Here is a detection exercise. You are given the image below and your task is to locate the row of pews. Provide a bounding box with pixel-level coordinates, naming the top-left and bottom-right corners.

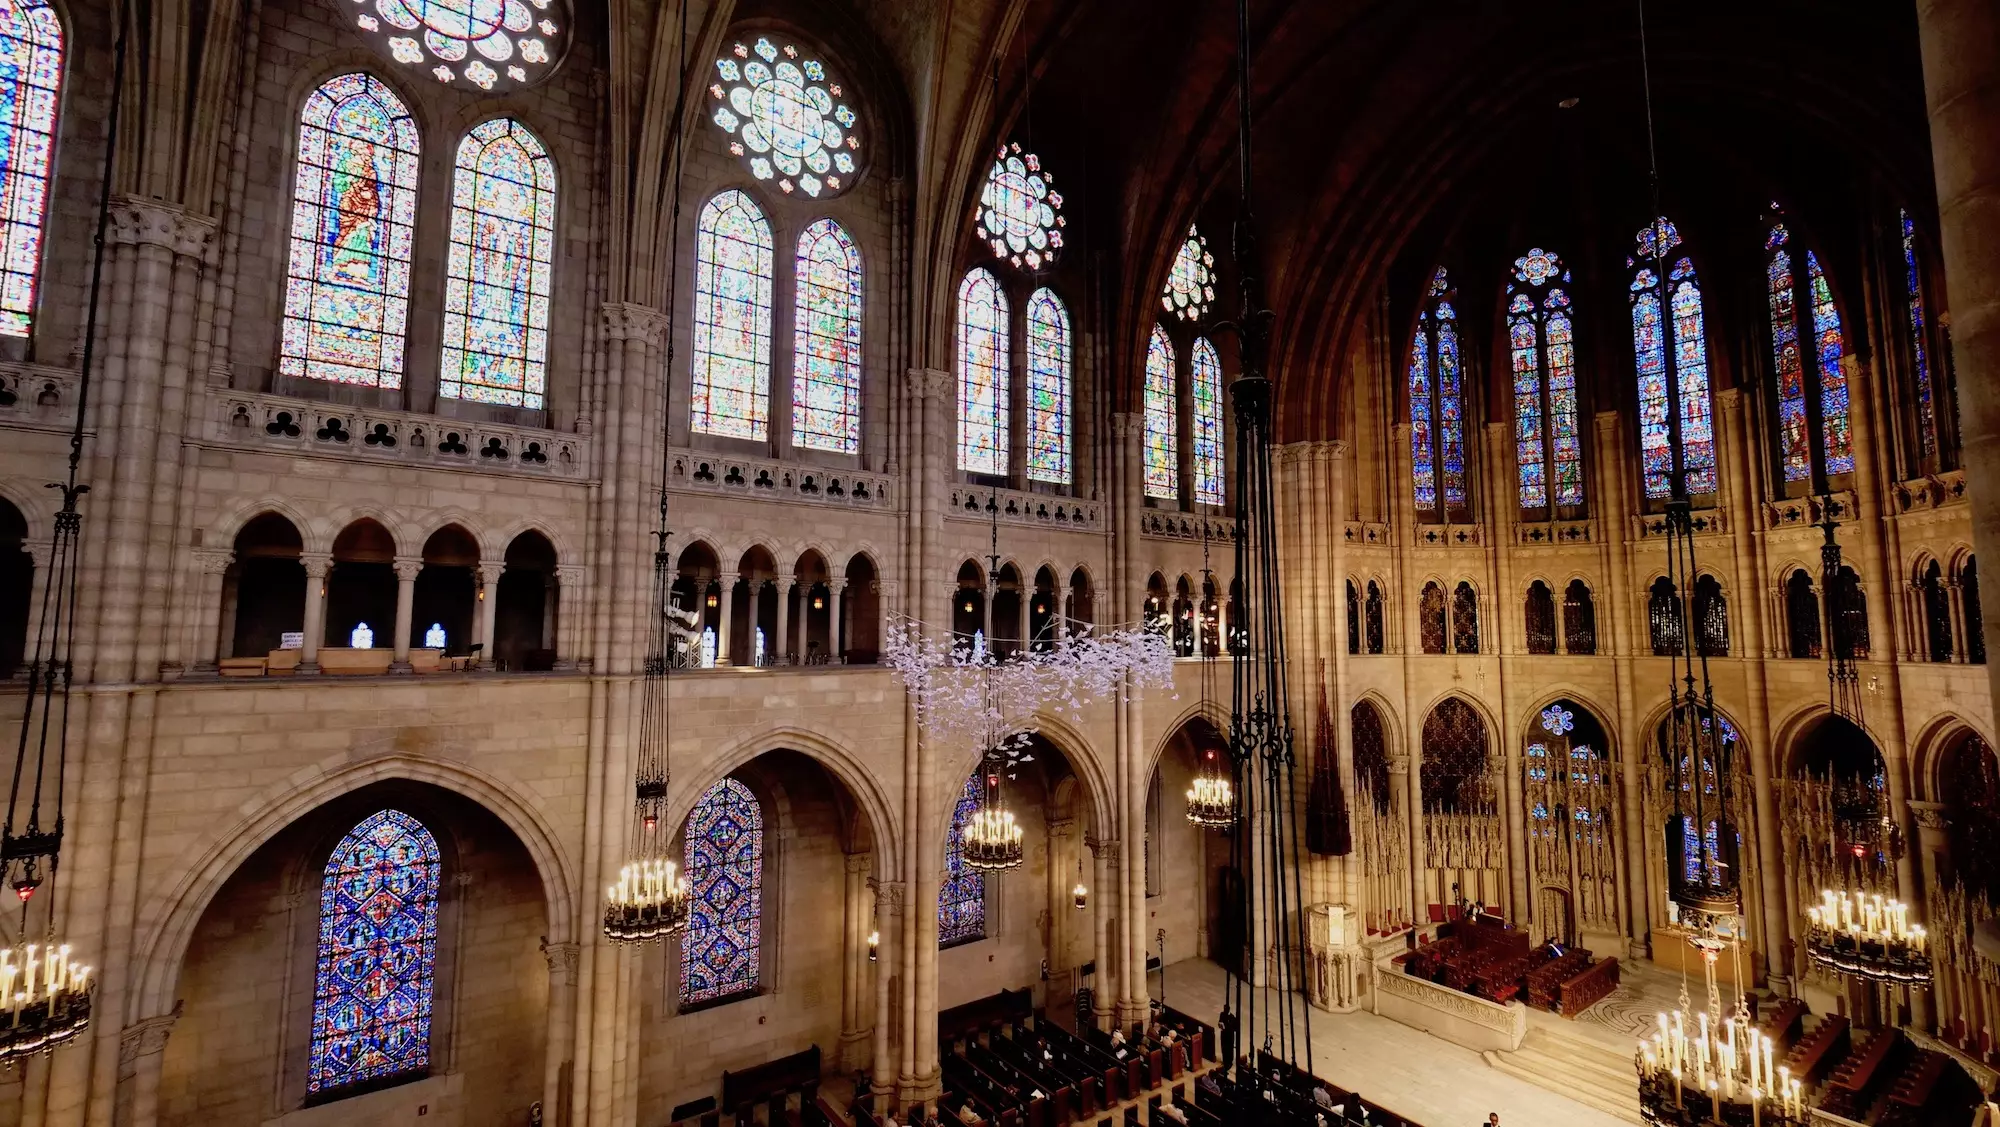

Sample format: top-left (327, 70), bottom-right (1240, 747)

top-left (1398, 920), bottom-right (1619, 1016)
top-left (1161, 1049), bottom-right (1422, 1127)
top-left (671, 1045), bottom-right (842, 1127)
top-left (1752, 1002), bottom-right (1981, 1127)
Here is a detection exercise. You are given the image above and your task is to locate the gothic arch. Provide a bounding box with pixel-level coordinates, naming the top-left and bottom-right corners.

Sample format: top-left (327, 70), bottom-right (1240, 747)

top-left (490, 517), bottom-right (576, 564)
top-left (1910, 714), bottom-right (1999, 803)
top-left (131, 752), bottom-right (577, 1021)
top-left (671, 724), bottom-right (903, 880)
top-left (210, 497), bottom-right (326, 555)
top-left (938, 711), bottom-right (1116, 847)
top-left (1145, 696), bottom-right (1233, 779)
top-left (1517, 689), bottom-right (1622, 763)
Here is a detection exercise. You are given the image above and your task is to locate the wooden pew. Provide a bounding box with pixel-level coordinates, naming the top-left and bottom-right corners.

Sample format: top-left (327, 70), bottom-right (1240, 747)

top-left (1556, 957), bottom-right (1619, 1016)
top-left (722, 1045), bottom-right (821, 1124)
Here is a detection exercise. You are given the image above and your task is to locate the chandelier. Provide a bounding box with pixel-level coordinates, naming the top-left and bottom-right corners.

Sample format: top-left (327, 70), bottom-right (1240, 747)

top-left (604, 0), bottom-right (692, 944)
top-left (1638, 981), bottom-right (1805, 1127)
top-left (1186, 749), bottom-right (1235, 829)
top-left (1804, 890), bottom-right (1930, 985)
top-left (962, 768), bottom-right (1025, 872)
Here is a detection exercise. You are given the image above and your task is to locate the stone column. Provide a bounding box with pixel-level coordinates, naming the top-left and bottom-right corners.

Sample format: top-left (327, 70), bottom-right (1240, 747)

top-left (775, 575), bottom-right (792, 665)
top-left (390, 556), bottom-right (421, 673)
top-left (475, 561), bottom-right (503, 669)
top-left (1091, 838), bottom-right (1117, 1030)
top-left (1917, 0), bottom-right (2000, 714)
top-left (840, 852), bottom-right (873, 1070)
top-left (189, 550), bottom-right (232, 671)
top-left (541, 942), bottom-right (579, 1127)
top-left (1046, 818), bottom-right (1075, 975)
top-left (16, 541), bottom-right (48, 678)
top-left (870, 879), bottom-right (903, 1111)
top-left (298, 553), bottom-right (330, 675)
top-left (555, 565), bottom-right (584, 671)
top-left (116, 1011), bottom-right (177, 1127)
top-left (717, 571), bottom-right (737, 666)
top-left (829, 579), bottom-right (847, 662)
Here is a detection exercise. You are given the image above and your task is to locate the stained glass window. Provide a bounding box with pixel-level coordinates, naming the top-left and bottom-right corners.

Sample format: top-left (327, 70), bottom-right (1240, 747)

top-left (1508, 249), bottom-right (1583, 511)
top-left (708, 37), bottom-right (859, 198)
top-left (1630, 218), bottom-right (1714, 498)
top-left (309, 809), bottom-right (440, 1095)
top-left (1409, 268), bottom-right (1467, 515)
top-left (1192, 337), bottom-right (1224, 506)
top-left (1025, 288), bottom-right (1071, 483)
top-left (439, 118), bottom-right (553, 409)
top-left (793, 218), bottom-right (862, 453)
top-left (956, 268), bottom-right (1009, 475)
top-left (1162, 225), bottom-right (1215, 322)
top-left (347, 0), bottom-right (564, 91)
top-left (940, 772), bottom-right (986, 945)
top-left (281, 74), bottom-right (420, 390)
top-left (1766, 222), bottom-right (1853, 482)
top-left (681, 777), bottom-right (764, 1006)
top-left (0, 0), bottom-right (59, 339)
top-left (692, 190), bottom-right (774, 440)
top-left (1902, 210), bottom-right (1938, 464)
top-left (978, 144), bottom-right (1063, 269)
top-left (1143, 325), bottom-right (1178, 500)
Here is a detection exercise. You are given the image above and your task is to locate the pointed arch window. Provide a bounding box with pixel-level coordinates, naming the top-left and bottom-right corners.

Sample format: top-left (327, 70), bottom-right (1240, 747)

top-left (0, 0), bottom-right (62, 339)
top-left (1525, 581), bottom-right (1556, 655)
top-left (1923, 560), bottom-right (1952, 663)
top-left (1452, 581), bottom-right (1480, 654)
top-left (681, 777), bottom-right (764, 1007)
top-left (1143, 325), bottom-right (1178, 500)
top-left (309, 809), bottom-right (440, 1095)
top-left (1192, 337), bottom-right (1225, 506)
top-left (1419, 581), bottom-right (1447, 655)
top-left (1901, 210), bottom-right (1953, 470)
top-left (282, 74), bottom-right (421, 389)
top-left (1508, 249), bottom-right (1584, 512)
top-left (1785, 569), bottom-right (1821, 659)
top-left (1766, 218), bottom-right (1853, 483)
top-left (1025, 288), bottom-right (1071, 483)
top-left (1648, 577), bottom-right (1684, 656)
top-left (692, 189), bottom-right (774, 440)
top-left (1964, 556), bottom-right (1985, 665)
top-left (1630, 219), bottom-right (1715, 499)
top-left (956, 268), bottom-right (1009, 475)
top-left (1409, 268), bottom-right (1467, 518)
top-left (794, 217), bottom-right (863, 453)
top-left (1364, 581), bottom-right (1385, 655)
top-left (1346, 580), bottom-right (1361, 655)
top-left (940, 772), bottom-right (986, 946)
top-left (440, 117), bottom-right (554, 409)
top-left (1694, 575), bottom-right (1729, 657)
top-left (1563, 580), bottom-right (1596, 655)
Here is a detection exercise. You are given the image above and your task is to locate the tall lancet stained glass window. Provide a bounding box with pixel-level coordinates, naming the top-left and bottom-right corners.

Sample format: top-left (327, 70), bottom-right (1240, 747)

top-left (957, 268), bottom-right (1009, 475)
top-left (1144, 325), bottom-right (1178, 499)
top-left (1025, 288), bottom-right (1071, 484)
top-left (1902, 210), bottom-right (1941, 465)
top-left (1409, 267), bottom-right (1467, 516)
top-left (940, 772), bottom-right (986, 945)
top-left (282, 74), bottom-right (421, 389)
top-left (0, 0), bottom-right (61, 339)
top-left (1766, 219), bottom-right (1853, 482)
top-left (692, 189), bottom-right (774, 440)
top-left (681, 777), bottom-right (764, 1006)
top-left (1192, 336), bottom-right (1225, 506)
top-left (793, 217), bottom-right (862, 453)
top-left (309, 809), bottom-right (440, 1095)
top-left (1507, 248), bottom-right (1583, 511)
top-left (440, 118), bottom-right (554, 409)
top-left (1629, 218), bottom-right (1716, 498)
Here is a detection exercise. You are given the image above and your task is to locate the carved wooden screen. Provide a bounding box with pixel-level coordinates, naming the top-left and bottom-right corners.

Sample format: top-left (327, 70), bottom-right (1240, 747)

top-left (1421, 697), bottom-right (1499, 911)
top-left (1352, 700), bottom-right (1406, 932)
top-left (1648, 576), bottom-right (1684, 656)
top-left (1451, 581), bottom-right (1479, 654)
top-left (1786, 569), bottom-right (1821, 659)
top-left (1525, 581), bottom-right (1556, 655)
top-left (1694, 574), bottom-right (1729, 657)
top-left (1524, 702), bottom-right (1618, 939)
top-left (1563, 579), bottom-right (1595, 655)
top-left (1419, 582), bottom-right (1447, 654)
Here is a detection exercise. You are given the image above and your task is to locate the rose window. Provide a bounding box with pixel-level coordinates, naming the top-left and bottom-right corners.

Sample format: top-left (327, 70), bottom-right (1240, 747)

top-left (976, 143), bottom-right (1063, 269)
top-left (342, 0), bottom-right (567, 91)
top-left (1162, 225), bottom-right (1216, 321)
top-left (709, 37), bottom-right (861, 198)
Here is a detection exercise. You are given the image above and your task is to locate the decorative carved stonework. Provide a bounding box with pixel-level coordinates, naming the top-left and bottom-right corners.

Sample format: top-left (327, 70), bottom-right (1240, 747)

top-left (874, 880), bottom-right (906, 915)
top-left (600, 302), bottom-right (671, 347)
top-left (118, 1008), bottom-right (180, 1067)
top-left (845, 851), bottom-right (873, 875)
top-left (542, 941), bottom-right (581, 984)
top-left (108, 196), bottom-right (218, 260)
top-left (1089, 838), bottom-right (1120, 865)
top-left (1908, 801), bottom-right (1948, 832)
top-left (911, 367), bottom-right (952, 401)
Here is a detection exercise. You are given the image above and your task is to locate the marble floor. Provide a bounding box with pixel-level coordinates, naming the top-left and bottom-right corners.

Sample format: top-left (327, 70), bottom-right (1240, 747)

top-left (1158, 958), bottom-right (1629, 1127)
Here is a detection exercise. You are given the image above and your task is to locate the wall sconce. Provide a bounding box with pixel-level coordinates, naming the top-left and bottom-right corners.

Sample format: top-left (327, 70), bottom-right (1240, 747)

top-left (707, 591), bottom-right (719, 609)
top-left (812, 593), bottom-right (825, 611)
top-left (867, 929), bottom-right (880, 962)
top-left (961, 597), bottom-right (976, 614)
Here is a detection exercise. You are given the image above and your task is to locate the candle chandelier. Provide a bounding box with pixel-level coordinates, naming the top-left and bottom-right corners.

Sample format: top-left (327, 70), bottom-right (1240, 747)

top-left (1637, 947), bottom-right (1805, 1127)
top-left (604, 0), bottom-right (692, 944)
top-left (960, 491), bottom-right (1026, 873)
top-left (1185, 522), bottom-right (1235, 831)
top-left (1216, 0), bottom-right (1314, 1076)
top-left (1803, 890), bottom-right (1930, 985)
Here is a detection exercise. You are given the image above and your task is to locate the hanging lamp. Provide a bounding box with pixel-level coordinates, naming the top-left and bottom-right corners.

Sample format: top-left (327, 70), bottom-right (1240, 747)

top-left (603, 0), bottom-right (693, 944)
top-left (1185, 521), bottom-right (1235, 830)
top-left (961, 491), bottom-right (1026, 873)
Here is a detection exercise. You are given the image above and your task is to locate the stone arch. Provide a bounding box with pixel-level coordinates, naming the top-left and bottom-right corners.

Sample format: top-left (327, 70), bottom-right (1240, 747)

top-left (490, 517), bottom-right (574, 565)
top-left (132, 752), bottom-right (577, 1021)
top-left (1517, 688), bottom-right (1622, 763)
top-left (325, 506), bottom-right (411, 557)
top-left (210, 497), bottom-right (326, 555)
top-left (409, 508), bottom-right (489, 557)
top-left (1910, 713), bottom-right (1999, 803)
top-left (1145, 696), bottom-right (1232, 779)
top-left (668, 725), bottom-right (903, 881)
top-left (935, 711), bottom-right (1116, 847)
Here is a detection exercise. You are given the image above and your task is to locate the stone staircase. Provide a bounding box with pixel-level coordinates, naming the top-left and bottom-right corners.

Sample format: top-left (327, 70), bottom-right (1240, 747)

top-left (1483, 1022), bottom-right (1645, 1124)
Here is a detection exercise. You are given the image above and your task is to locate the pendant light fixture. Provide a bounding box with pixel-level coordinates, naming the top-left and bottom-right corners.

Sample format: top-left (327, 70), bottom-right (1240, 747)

top-left (1185, 521), bottom-right (1235, 830)
top-left (961, 490), bottom-right (1026, 873)
top-left (604, 0), bottom-right (693, 944)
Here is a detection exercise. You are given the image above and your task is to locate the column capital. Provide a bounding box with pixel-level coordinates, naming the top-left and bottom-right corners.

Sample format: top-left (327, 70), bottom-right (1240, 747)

top-left (1087, 837), bottom-right (1120, 863)
top-left (301, 552), bottom-right (333, 579)
top-left (829, 578), bottom-right (848, 594)
top-left (873, 879), bottom-right (906, 915)
top-left (1046, 817), bottom-right (1076, 838)
top-left (844, 851), bottom-right (873, 875)
top-left (541, 940), bottom-right (581, 985)
top-left (478, 560), bottom-right (506, 584)
top-left (193, 547), bottom-right (235, 575)
top-left (556, 564), bottom-right (585, 585)
top-left (1110, 411), bottom-right (1142, 441)
top-left (719, 569), bottom-right (740, 584)
top-left (908, 366), bottom-right (952, 401)
top-left (118, 1008), bottom-right (180, 1066)
top-left (108, 196), bottom-right (217, 260)
top-left (393, 556), bottom-right (424, 582)
top-left (600, 301), bottom-right (670, 346)
top-left (1907, 800), bottom-right (1948, 831)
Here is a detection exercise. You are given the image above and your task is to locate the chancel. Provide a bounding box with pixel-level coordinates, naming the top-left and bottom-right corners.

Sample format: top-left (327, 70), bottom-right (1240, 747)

top-left (2, 0), bottom-right (1998, 1125)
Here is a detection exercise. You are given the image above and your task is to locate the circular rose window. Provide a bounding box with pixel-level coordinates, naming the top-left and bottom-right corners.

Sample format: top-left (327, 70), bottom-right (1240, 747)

top-left (709, 37), bottom-right (861, 198)
top-left (976, 143), bottom-right (1063, 269)
top-left (1162, 225), bottom-right (1215, 321)
top-left (341, 0), bottom-right (568, 90)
